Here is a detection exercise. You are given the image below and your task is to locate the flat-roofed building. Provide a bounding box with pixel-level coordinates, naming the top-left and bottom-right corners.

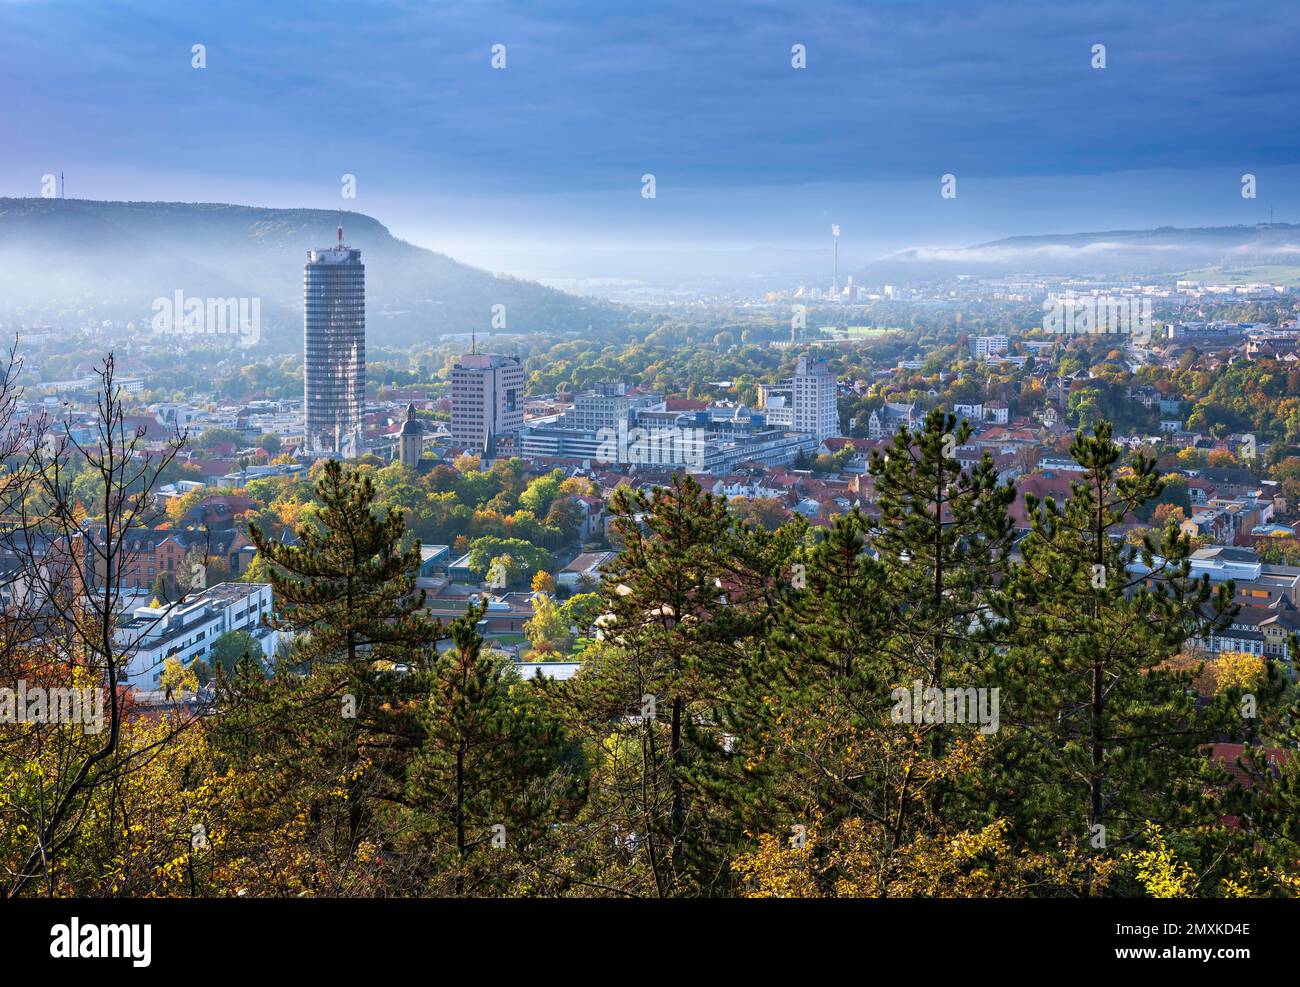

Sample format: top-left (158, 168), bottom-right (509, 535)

top-left (451, 354), bottom-right (524, 453)
top-left (114, 582), bottom-right (277, 690)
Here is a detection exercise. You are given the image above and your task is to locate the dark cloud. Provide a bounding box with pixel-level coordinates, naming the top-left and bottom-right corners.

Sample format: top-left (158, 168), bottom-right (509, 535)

top-left (0, 0), bottom-right (1294, 278)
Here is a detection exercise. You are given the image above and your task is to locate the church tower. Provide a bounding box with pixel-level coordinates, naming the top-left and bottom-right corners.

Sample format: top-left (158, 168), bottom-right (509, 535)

top-left (398, 403), bottom-right (423, 467)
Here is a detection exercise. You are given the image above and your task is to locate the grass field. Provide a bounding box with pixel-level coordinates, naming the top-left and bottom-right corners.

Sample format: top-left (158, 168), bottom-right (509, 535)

top-left (1176, 265), bottom-right (1300, 286)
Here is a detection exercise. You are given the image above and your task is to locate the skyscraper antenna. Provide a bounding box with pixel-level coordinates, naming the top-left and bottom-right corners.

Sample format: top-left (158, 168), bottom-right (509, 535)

top-left (59, 172), bottom-right (65, 199)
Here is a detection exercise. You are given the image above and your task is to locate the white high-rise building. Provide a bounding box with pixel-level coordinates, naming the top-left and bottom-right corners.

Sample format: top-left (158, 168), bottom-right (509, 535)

top-left (792, 356), bottom-right (838, 441)
top-left (451, 353), bottom-right (524, 453)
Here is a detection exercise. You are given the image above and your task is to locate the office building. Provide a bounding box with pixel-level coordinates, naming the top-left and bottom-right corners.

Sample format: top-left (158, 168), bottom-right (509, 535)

top-left (792, 356), bottom-right (838, 441)
top-left (114, 582), bottom-right (279, 690)
top-left (304, 226), bottom-right (365, 456)
top-left (451, 353), bottom-right (524, 453)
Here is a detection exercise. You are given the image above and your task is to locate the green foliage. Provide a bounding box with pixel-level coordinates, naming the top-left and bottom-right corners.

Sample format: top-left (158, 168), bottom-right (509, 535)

top-left (405, 602), bottom-right (579, 894)
top-left (466, 536), bottom-right (552, 583)
top-left (519, 469), bottom-right (565, 516)
top-left (248, 458), bottom-right (439, 667)
top-left (24, 408), bottom-right (1300, 899)
top-left (987, 423), bottom-right (1237, 892)
top-left (524, 594), bottom-right (572, 657)
top-left (207, 629), bottom-right (261, 677)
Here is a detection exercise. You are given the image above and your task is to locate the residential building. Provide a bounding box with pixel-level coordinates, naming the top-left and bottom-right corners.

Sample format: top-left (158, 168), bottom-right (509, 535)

top-left (1192, 606), bottom-right (1300, 661)
top-left (557, 551), bottom-right (615, 590)
top-left (971, 335), bottom-right (1009, 359)
top-left (115, 582), bottom-right (278, 690)
top-left (867, 402), bottom-right (916, 440)
top-left (1182, 510), bottom-right (1234, 545)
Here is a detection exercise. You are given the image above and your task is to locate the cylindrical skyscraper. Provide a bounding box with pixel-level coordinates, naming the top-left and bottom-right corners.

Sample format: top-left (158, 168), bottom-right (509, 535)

top-left (304, 226), bottom-right (365, 456)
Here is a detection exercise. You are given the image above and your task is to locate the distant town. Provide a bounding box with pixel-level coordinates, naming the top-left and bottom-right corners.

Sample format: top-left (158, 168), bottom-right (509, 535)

top-left (5, 239), bottom-right (1300, 698)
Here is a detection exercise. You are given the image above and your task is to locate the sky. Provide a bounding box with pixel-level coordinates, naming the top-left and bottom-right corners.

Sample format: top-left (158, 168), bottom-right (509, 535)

top-left (2, 0), bottom-right (1299, 286)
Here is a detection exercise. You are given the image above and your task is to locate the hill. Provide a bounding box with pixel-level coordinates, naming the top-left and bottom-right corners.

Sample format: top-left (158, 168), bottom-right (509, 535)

top-left (860, 223), bottom-right (1300, 282)
top-left (0, 198), bottom-right (628, 347)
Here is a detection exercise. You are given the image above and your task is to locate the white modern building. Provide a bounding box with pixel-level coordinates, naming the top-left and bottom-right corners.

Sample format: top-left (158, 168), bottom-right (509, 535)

top-left (451, 353), bottom-right (524, 453)
top-left (115, 582), bottom-right (278, 690)
top-left (792, 356), bottom-right (838, 441)
top-left (757, 385), bottom-right (795, 426)
top-left (971, 335), bottom-right (1009, 360)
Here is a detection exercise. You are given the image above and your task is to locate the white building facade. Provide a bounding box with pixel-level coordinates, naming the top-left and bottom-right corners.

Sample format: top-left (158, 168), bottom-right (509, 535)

top-left (451, 353), bottom-right (524, 452)
top-left (115, 582), bottom-right (278, 690)
top-left (792, 356), bottom-right (839, 441)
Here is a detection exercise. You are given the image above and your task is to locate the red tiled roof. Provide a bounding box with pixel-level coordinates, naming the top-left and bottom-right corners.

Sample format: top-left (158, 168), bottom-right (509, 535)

top-left (1206, 743), bottom-right (1295, 789)
top-left (189, 458), bottom-right (236, 476)
top-left (821, 437), bottom-right (881, 455)
top-left (1009, 472), bottom-right (1076, 528)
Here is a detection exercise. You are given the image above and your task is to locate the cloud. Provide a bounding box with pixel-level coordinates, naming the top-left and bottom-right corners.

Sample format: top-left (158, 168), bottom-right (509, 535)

top-left (3, 0), bottom-right (1299, 198)
top-left (887, 241), bottom-right (1187, 264)
top-left (1224, 242), bottom-right (1300, 256)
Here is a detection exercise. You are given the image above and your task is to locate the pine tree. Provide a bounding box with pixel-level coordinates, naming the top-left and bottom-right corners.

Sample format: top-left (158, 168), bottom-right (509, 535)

top-left (988, 423), bottom-right (1236, 894)
top-left (565, 474), bottom-right (744, 896)
top-left (735, 500), bottom-right (1013, 895)
top-left (1222, 643), bottom-right (1300, 895)
top-left (249, 458), bottom-right (436, 669)
top-left (404, 602), bottom-right (578, 896)
top-left (735, 509), bottom-right (909, 892)
top-left (214, 459), bottom-right (443, 890)
top-left (867, 407), bottom-right (1016, 762)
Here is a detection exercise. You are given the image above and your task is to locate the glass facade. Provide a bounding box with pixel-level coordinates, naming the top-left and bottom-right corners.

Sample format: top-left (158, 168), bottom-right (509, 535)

top-left (304, 245), bottom-right (365, 454)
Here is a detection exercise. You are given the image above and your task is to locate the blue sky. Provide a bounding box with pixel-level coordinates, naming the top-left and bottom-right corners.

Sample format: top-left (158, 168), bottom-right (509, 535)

top-left (2, 0), bottom-right (1298, 283)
